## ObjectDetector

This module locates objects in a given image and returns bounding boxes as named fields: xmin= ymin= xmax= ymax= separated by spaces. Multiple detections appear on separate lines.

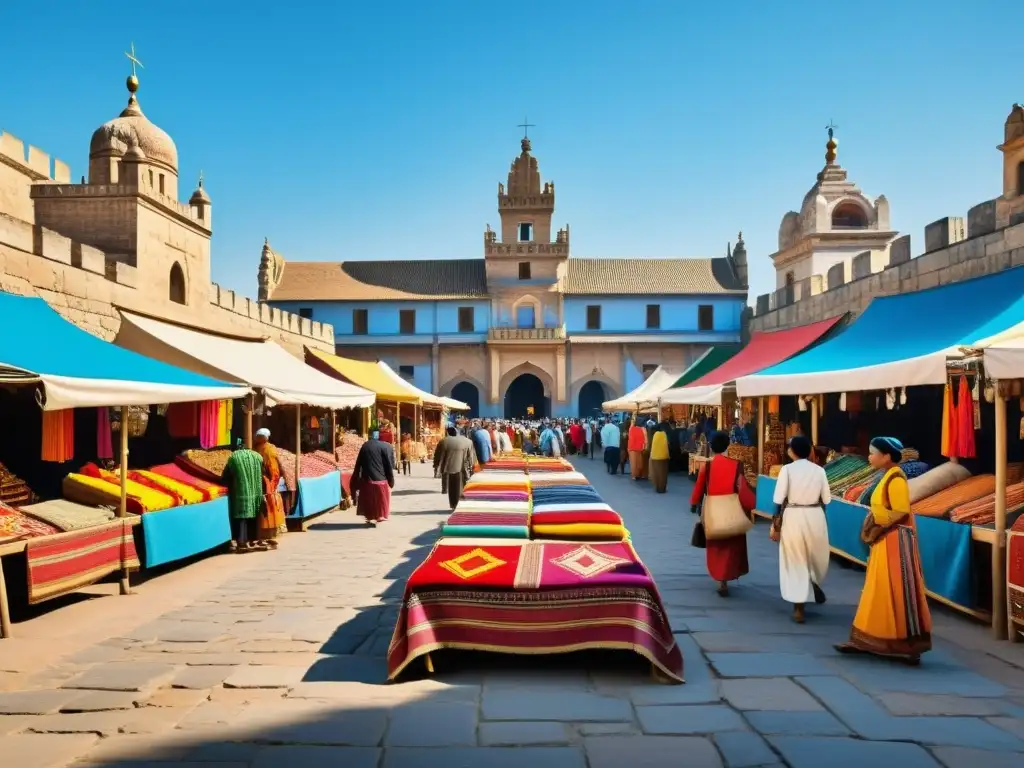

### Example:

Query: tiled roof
xmin=269 ymin=260 xmax=489 ymax=301
xmin=269 ymin=256 xmax=745 ymax=302
xmin=564 ymin=258 xmax=745 ymax=296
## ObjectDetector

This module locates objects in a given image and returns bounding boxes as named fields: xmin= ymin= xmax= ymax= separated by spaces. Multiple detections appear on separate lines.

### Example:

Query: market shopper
xmin=690 ymin=431 xmax=754 ymax=596
xmin=627 ymin=418 xmax=647 ymax=480
xmin=253 ymin=428 xmax=284 ymax=550
xmin=771 ymin=435 xmax=829 ymax=623
xmin=433 ymin=426 xmax=476 ymax=510
xmin=648 ymin=422 xmax=671 ymax=493
xmin=351 ymin=430 xmax=396 ymax=526
xmin=835 ymin=436 xmax=932 ymax=664
xmin=221 ymin=446 xmax=265 ymax=553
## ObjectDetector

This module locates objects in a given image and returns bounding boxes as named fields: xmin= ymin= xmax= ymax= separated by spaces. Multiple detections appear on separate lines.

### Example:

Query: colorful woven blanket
xmin=462 ymin=490 xmax=530 ymax=502
xmin=149 ymin=463 xmax=227 ymax=501
xmin=914 ymin=475 xmax=997 ymax=518
xmin=388 ymin=538 xmax=682 ymax=682
xmin=62 ymin=470 xmax=175 ymax=515
xmin=530 ymin=522 xmax=627 ymax=540
xmin=1009 ymin=530 xmax=1024 ymax=625
xmin=453 ymin=501 xmax=530 ymax=513
xmin=0 ymin=501 xmax=58 ymax=544
xmin=949 ymin=481 xmax=1024 ymax=525
xmin=25 ymin=519 xmax=139 ymax=604
xmin=530 ymin=509 xmax=623 ymax=527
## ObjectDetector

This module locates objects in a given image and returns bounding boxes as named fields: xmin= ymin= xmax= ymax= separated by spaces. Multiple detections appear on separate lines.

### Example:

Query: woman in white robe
xmin=771 ymin=435 xmax=831 ymax=624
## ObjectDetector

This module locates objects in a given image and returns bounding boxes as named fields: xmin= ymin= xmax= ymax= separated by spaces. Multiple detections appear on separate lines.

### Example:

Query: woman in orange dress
xmin=690 ymin=431 xmax=754 ymax=596
xmin=253 ymin=428 xmax=284 ymax=549
xmin=835 ymin=436 xmax=931 ymax=664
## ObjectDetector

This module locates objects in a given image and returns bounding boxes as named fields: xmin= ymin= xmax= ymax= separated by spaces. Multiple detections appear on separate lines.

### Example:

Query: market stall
xmin=738 ymin=266 xmax=1024 ymax=635
xmin=602 ymin=365 xmax=687 ymax=414
xmin=373 ymin=361 xmax=469 ymax=459
xmin=114 ymin=312 xmax=373 ymax=522
xmin=0 ymin=292 xmax=248 ymax=638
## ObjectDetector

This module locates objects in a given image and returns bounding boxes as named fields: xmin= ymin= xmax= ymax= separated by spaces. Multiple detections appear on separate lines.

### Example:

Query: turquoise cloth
xmin=440 ymin=524 xmax=529 ymax=538
xmin=291 ymin=471 xmax=342 ymax=518
xmin=141 ymin=497 xmax=231 ymax=567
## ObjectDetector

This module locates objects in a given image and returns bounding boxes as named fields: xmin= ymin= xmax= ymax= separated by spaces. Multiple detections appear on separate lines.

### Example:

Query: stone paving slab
xmin=62 ymin=662 xmax=178 ymax=693
xmin=584 ymin=735 xmax=724 ymax=768
xmin=0 ymin=689 xmax=82 ymax=715
xmin=478 ymin=721 xmax=571 ymax=745
xmin=637 ymin=704 xmax=748 ymax=735
xmin=0 ymin=733 xmax=99 ymax=768
xmin=382 ymin=746 xmax=588 ymax=768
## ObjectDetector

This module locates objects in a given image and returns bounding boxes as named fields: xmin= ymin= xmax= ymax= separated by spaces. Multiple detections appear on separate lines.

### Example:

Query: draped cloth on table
xmin=837 ymin=467 xmax=932 ymax=660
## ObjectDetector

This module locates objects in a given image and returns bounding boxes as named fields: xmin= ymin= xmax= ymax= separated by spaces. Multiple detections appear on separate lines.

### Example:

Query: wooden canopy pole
xmin=810 ymin=396 xmax=819 ymax=446
xmin=757 ymin=396 xmax=765 ymax=476
xmin=294 ymin=404 xmax=302 ymax=491
xmin=994 ymin=394 xmax=1008 ymax=640
xmin=117 ymin=406 xmax=131 ymax=596
xmin=245 ymin=393 xmax=254 ymax=449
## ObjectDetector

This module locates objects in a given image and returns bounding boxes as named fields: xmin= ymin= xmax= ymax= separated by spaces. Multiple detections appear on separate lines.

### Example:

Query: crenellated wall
xmin=751 ymin=208 xmax=1024 ymax=331
xmin=0 ymin=125 xmax=333 ymax=355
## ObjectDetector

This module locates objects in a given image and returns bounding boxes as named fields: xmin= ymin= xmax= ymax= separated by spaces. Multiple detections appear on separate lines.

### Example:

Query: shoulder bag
xmin=690 ymin=464 xmax=708 ymax=549
xmin=703 ymin=460 xmax=755 ymax=540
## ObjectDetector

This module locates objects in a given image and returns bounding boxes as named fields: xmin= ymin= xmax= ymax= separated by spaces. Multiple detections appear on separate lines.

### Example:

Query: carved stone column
xmin=489 ymin=347 xmax=500 ymax=404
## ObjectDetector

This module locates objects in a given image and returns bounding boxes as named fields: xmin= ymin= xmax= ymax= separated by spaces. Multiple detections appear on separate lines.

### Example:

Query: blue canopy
xmin=0 ymin=292 xmax=248 ymax=410
xmin=736 ymin=266 xmax=1024 ymax=397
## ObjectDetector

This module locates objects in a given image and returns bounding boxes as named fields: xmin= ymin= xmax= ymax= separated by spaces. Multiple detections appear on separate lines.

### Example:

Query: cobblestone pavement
xmin=2 ymin=459 xmax=1024 ymax=767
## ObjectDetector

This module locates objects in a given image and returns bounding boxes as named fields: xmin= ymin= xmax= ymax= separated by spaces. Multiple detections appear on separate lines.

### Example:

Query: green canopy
xmin=671 ymin=346 xmax=741 ymax=388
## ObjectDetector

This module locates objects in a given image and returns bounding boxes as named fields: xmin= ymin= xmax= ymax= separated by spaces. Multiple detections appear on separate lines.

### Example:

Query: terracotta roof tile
xmin=269 ymin=260 xmax=489 ymax=301
xmin=564 ymin=258 xmax=745 ymax=296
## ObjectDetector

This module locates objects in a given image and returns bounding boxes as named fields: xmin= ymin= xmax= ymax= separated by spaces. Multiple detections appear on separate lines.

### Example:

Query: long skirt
xmin=707 ymin=535 xmax=749 ymax=582
xmin=649 ymin=459 xmax=669 ymax=493
xmin=778 ymin=506 xmax=829 ymax=603
xmin=629 ymin=450 xmax=645 ymax=479
xmin=446 ymin=471 xmax=464 ymax=510
xmin=838 ymin=525 xmax=932 ymax=659
xmin=604 ymin=447 xmax=620 ymax=472
xmin=258 ymin=491 xmax=286 ymax=540
xmin=641 ymin=449 xmax=651 ymax=479
xmin=357 ymin=479 xmax=391 ymax=522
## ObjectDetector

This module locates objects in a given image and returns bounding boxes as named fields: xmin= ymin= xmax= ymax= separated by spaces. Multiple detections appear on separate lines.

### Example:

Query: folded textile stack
xmin=529 ymin=472 xmax=590 ymax=488
xmin=0 ymin=500 xmax=59 ymax=544
xmin=830 ymin=464 xmax=878 ymax=496
xmin=914 ymin=475 xmax=997 ymax=519
xmin=462 ymin=488 xmax=530 ymax=501
xmin=486 ymin=457 xmax=529 ymax=472
xmin=441 ymin=509 xmax=530 ymax=538
xmin=526 ymin=457 xmax=574 ymax=472
xmin=18 ymin=500 xmax=116 ymax=532
xmin=0 ymin=460 xmax=35 ymax=506
xmin=949 ymin=481 xmax=1024 ymax=525
xmin=149 ymin=464 xmax=227 ymax=501
xmin=531 ymin=485 xmax=604 ymax=506
xmin=62 ymin=466 xmax=177 ymax=515
xmin=530 ymin=503 xmax=626 ymax=541
xmin=824 ymin=454 xmax=869 ymax=488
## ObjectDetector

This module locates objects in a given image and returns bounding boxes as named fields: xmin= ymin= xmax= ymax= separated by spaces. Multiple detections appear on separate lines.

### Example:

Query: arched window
xmin=169 ymin=262 xmax=187 ymax=305
xmin=831 ymin=201 xmax=868 ymax=228
xmin=785 ymin=271 xmax=795 ymax=286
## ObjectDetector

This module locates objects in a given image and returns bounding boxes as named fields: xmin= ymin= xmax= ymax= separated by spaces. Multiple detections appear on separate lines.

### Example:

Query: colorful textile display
xmin=462 ymin=490 xmax=531 ymax=502
xmin=453 ymin=501 xmax=530 ymax=513
xmin=947 ymin=481 xmax=1024 ymax=525
xmin=441 ymin=511 xmax=530 ymax=539
xmin=941 ymin=383 xmax=958 ymax=458
xmin=0 ymin=461 xmax=33 ymax=506
xmin=387 ymin=538 xmax=683 ymax=682
xmin=25 ymin=519 xmax=139 ymax=604
xmin=96 ymin=407 xmax=113 ymax=460
xmin=129 ymin=470 xmax=207 ymax=506
xmin=199 ymin=401 xmax=219 ymax=449
xmin=531 ymin=486 xmax=604 ymax=506
xmin=1008 ymin=530 xmax=1024 ymax=626
xmin=41 ymin=408 xmax=75 ymax=463
xmin=530 ymin=509 xmax=623 ymax=527
xmin=62 ymin=468 xmax=176 ymax=515
xmin=955 ymin=376 xmax=976 ymax=459
xmin=165 ymin=402 xmax=200 ymax=438
xmin=530 ymin=522 xmax=627 ymax=541
xmin=907 ymin=462 xmax=972 ymax=505
xmin=0 ymin=501 xmax=59 ymax=544
xmin=148 ymin=463 xmax=227 ymax=501
xmin=913 ymin=475 xmax=996 ymax=519
xmin=19 ymin=500 xmax=115 ymax=532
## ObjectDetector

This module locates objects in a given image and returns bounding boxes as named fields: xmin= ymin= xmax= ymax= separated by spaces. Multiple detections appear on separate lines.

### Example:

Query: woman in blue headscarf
xmin=835 ymin=436 xmax=931 ymax=665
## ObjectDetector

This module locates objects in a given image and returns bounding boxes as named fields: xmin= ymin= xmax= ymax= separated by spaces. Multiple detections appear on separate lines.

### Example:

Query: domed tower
xmin=997 ymin=104 xmax=1024 ymax=228
xmin=769 ymin=124 xmax=896 ymax=296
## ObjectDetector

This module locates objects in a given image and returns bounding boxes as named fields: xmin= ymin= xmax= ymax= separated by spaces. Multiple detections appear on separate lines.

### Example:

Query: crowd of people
xmin=342 ymin=413 xmax=931 ymax=667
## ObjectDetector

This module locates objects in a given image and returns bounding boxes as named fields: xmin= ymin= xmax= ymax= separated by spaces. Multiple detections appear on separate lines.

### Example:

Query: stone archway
xmin=504 ymin=373 xmax=548 ymax=419
xmin=450 ymin=381 xmax=480 ymax=418
xmin=577 ymin=380 xmax=606 ymax=419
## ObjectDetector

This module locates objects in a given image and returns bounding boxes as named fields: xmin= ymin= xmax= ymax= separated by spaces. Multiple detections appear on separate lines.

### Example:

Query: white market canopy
xmin=602 ymin=365 xmax=686 ymax=412
xmin=736 ymin=267 xmax=1024 ymax=397
xmin=114 ymin=311 xmax=374 ymax=410
xmin=982 ymin=334 xmax=1024 ymax=381
xmin=0 ymin=292 xmax=247 ymax=410
xmin=374 ymin=361 xmax=470 ymax=411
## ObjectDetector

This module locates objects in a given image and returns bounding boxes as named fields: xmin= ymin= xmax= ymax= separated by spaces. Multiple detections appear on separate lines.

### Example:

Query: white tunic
xmin=772 ymin=459 xmax=832 ymax=604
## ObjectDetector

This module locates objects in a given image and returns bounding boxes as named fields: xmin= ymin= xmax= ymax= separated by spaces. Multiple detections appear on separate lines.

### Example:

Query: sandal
xmin=265 ymin=540 xmax=279 ymax=550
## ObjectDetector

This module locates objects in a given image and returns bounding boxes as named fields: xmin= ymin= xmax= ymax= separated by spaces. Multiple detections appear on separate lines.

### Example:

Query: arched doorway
xmin=451 ymin=382 xmax=480 ymax=418
xmin=169 ymin=262 xmax=187 ymax=304
xmin=504 ymin=373 xmax=548 ymax=419
xmin=578 ymin=380 xmax=606 ymax=418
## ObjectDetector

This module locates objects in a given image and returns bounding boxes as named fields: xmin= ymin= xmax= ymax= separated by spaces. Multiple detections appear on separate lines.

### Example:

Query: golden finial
xmin=825 ymin=120 xmax=838 ymax=165
xmin=124 ymin=42 xmax=144 ymax=95
xmin=198 ymin=169 xmax=204 ymax=187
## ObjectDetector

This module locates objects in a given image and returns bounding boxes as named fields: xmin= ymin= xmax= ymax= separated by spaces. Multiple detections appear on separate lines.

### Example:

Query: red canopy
xmin=686 ymin=316 xmax=844 ymax=388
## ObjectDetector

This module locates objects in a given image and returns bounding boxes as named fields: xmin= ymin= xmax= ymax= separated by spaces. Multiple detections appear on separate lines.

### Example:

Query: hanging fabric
xmin=767 ymin=395 xmax=780 ymax=415
xmin=166 ymin=402 xmax=200 ymax=438
xmin=96 ymin=407 xmax=113 ymax=460
xmin=41 ymin=409 xmax=75 ymax=463
xmin=956 ymin=375 xmax=976 ymax=458
xmin=199 ymin=401 xmax=219 ymax=449
xmin=941 ymin=382 xmax=957 ymax=458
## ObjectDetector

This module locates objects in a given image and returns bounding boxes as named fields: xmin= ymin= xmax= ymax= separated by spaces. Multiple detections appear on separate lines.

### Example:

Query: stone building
xmin=262 ymin=136 xmax=750 ymax=418
xmin=0 ymin=66 xmax=332 ymax=354
xmin=751 ymin=106 xmax=1024 ymax=332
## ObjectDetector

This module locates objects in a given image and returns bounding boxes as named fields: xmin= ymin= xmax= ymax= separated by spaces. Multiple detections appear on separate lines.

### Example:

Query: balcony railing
xmin=488 ymin=326 xmax=566 ymax=342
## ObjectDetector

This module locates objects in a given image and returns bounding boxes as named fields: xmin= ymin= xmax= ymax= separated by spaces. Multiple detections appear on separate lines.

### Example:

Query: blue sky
xmin=1 ymin=1 xmax=1020 ymax=303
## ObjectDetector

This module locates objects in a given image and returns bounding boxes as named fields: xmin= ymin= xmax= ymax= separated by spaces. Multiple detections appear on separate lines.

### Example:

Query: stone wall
xmin=751 ymin=210 xmax=1024 ymax=331
xmin=0 ymin=127 xmax=334 ymax=355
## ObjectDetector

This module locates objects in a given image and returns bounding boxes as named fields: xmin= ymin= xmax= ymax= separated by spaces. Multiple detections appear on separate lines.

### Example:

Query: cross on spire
xmin=826 ymin=120 xmax=838 ymax=140
xmin=518 ymin=117 xmax=536 ymax=138
xmin=125 ymin=42 xmax=144 ymax=77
